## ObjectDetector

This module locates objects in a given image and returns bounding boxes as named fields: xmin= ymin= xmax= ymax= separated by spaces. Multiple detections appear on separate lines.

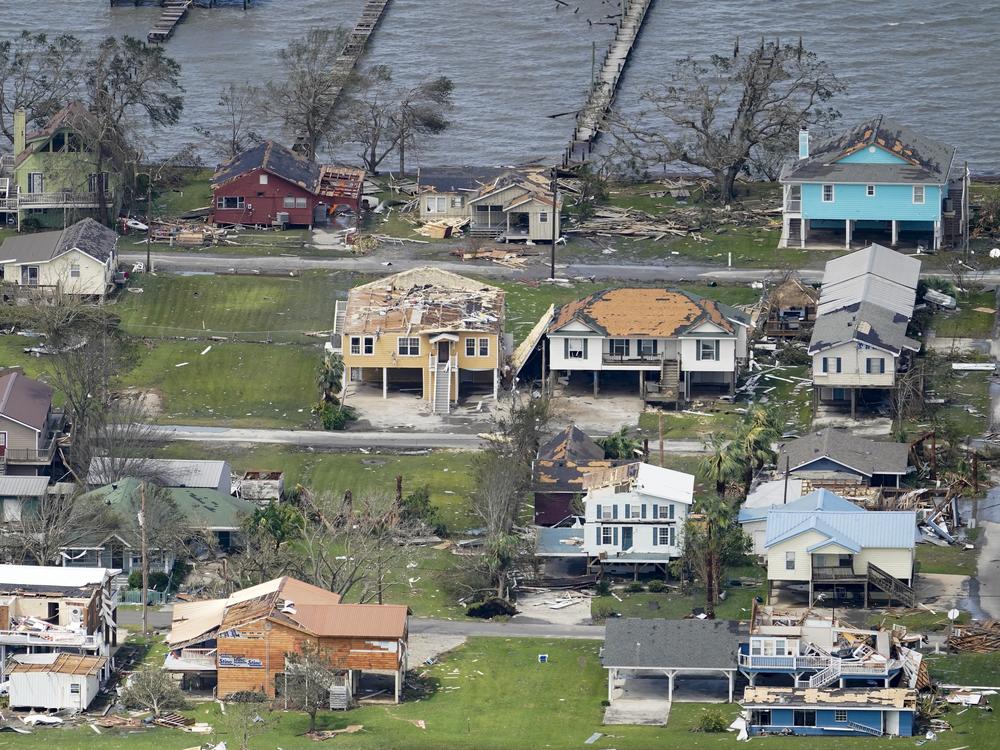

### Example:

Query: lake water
xmin=2 ymin=0 xmax=999 ymax=171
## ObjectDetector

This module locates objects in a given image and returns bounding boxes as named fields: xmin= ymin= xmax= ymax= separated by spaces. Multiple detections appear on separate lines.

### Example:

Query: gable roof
xmin=15 ymin=101 xmax=99 ymax=167
xmin=548 ymin=288 xmax=748 ymax=337
xmin=418 ymin=166 xmax=508 ymax=193
xmin=739 ymin=487 xmax=864 ymax=523
xmin=808 ymin=300 xmax=919 ymax=356
xmin=0 ymin=371 xmax=52 ymax=431
xmin=532 ymin=425 xmax=620 ymax=498
xmin=87 ymin=457 xmax=229 ymax=489
xmin=763 ymin=508 xmax=916 ymax=550
xmin=582 ymin=461 xmax=695 ymax=504
xmin=344 ymin=267 xmax=504 ymax=336
xmin=780 ymin=428 xmax=909 ymax=477
xmin=82 ymin=478 xmax=253 ymax=531
xmin=0 ymin=218 xmax=117 ymax=265
xmin=781 ymin=115 xmax=957 ymax=184
xmin=818 ymin=244 xmax=920 ymax=317
xmin=538 ymin=425 xmax=605 ymax=462
xmin=602 ymin=618 xmax=742 ymax=670
xmin=213 ymin=140 xmax=322 ymax=193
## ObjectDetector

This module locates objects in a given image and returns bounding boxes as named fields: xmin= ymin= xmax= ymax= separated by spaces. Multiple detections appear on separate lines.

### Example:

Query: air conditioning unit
xmin=276 ymin=212 xmax=290 ymax=224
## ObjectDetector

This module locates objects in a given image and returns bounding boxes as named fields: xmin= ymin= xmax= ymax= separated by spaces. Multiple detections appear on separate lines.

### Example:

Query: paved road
xmin=407 ymin=618 xmax=604 ymax=639
xmin=145 ymin=424 xmax=710 ymax=453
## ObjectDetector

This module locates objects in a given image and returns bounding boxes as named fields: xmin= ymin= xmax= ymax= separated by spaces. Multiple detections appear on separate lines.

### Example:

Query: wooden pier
xmin=563 ymin=0 xmax=655 ymax=167
xmin=147 ymin=1 xmax=194 ymax=44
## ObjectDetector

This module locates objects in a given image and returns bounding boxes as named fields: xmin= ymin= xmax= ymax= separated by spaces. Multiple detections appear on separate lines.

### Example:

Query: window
xmin=821 ymin=356 xmax=842 ymax=374
xmin=426 ymin=196 xmax=447 ymax=213
xmin=567 ymin=338 xmax=586 ymax=359
xmin=866 ymin=357 xmax=885 ymax=374
xmin=697 ymin=340 xmax=720 ymax=361
xmin=793 ymin=710 xmax=816 ymax=727
xmin=609 ymin=339 xmax=630 ymax=358
xmin=835 ymin=710 xmax=848 ymax=723
xmin=27 ymin=172 xmax=44 ymax=194
xmin=866 ymin=184 xmax=876 ymax=197
xmin=750 ymin=709 xmax=771 ymax=727
xmin=259 ymin=174 xmax=269 ymax=185
xmin=655 ymin=527 xmax=676 ymax=546
xmin=295 ymin=197 xmax=307 ymax=209
xmin=822 ymin=184 xmax=835 ymax=202
xmin=69 ymin=683 xmax=81 ymax=694
xmin=786 ymin=551 xmax=796 ymax=570
xmin=601 ymin=527 xmax=613 ymax=545
xmin=654 ymin=504 xmax=674 ymax=520
xmin=69 ymin=263 xmax=81 ymax=279
xmin=466 ymin=338 xmax=476 ymax=357
xmin=913 ymin=185 xmax=925 ymax=204
xmin=638 ymin=339 xmax=658 ymax=358
xmin=350 ymin=336 xmax=374 ymax=355
xmin=217 ymin=196 xmax=245 ymax=209
xmin=283 ymin=196 xmax=296 ymax=208
xmin=628 ymin=504 xmax=641 ymax=519
xmin=539 ymin=211 xmax=548 ymax=223
xmin=20 ymin=266 xmax=39 ymax=286
xmin=599 ymin=504 xmax=613 ymax=520
xmin=87 ymin=172 xmax=108 ymax=194
xmin=479 ymin=338 xmax=489 ymax=357
xmin=450 ymin=196 xmax=464 ymax=208
xmin=398 ymin=337 xmax=420 ymax=356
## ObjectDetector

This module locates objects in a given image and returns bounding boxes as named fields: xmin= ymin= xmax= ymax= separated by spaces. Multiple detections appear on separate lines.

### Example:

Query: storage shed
xmin=7 ymin=653 xmax=106 ymax=711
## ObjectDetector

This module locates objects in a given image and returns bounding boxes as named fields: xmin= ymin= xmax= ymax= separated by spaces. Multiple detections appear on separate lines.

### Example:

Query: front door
xmin=438 ymin=341 xmax=450 ymax=363
xmin=0 ymin=431 xmax=6 ymax=458
xmin=621 ymin=527 xmax=633 ymax=551
xmin=110 ymin=545 xmax=124 ymax=570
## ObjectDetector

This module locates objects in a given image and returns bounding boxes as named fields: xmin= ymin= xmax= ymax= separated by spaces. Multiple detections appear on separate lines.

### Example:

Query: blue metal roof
xmin=739 ymin=488 xmax=863 ymax=523
xmin=764 ymin=509 xmax=916 ymax=550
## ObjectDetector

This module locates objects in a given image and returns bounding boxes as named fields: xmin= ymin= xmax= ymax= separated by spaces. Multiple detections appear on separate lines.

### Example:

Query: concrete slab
xmin=605 ymin=677 xmax=671 ymax=725
xmin=345 ymin=380 xmax=494 ymax=432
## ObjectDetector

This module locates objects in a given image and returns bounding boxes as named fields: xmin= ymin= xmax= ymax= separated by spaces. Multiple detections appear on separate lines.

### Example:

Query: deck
xmin=563 ymin=0 xmax=656 ymax=167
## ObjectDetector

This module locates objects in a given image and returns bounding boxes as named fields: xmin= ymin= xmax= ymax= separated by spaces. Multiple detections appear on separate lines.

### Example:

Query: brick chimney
xmin=798 ymin=127 xmax=809 ymax=160
xmin=13 ymin=109 xmax=26 ymax=158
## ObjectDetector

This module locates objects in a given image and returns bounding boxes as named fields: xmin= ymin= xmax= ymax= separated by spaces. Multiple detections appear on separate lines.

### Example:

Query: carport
xmin=603 ymin=619 xmax=742 ymax=706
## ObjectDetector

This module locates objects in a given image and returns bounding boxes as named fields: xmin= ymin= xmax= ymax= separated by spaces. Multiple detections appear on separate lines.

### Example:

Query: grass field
xmin=931 ymin=288 xmax=997 ymax=339
xmin=866 ymin=608 xmax=971 ymax=633
xmin=925 ymin=651 xmax=1000 ymax=685
xmin=916 ymin=541 xmax=978 ymax=576
xmin=19 ymin=638 xmax=998 ymax=749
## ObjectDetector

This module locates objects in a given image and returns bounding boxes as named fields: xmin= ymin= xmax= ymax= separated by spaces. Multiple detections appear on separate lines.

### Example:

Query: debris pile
xmin=946 ymin=621 xmax=1000 ymax=653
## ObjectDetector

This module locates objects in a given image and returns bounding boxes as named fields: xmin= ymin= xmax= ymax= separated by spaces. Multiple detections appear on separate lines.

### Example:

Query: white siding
xmin=679 ymin=336 xmax=737 ymax=373
xmin=855 ymin=547 xmax=914 ymax=582
xmin=811 ymin=341 xmax=898 ymax=388
xmin=9 ymin=671 xmax=100 ymax=710
xmin=549 ymin=333 xmax=603 ymax=370
xmin=581 ymin=490 xmax=687 ymax=558
xmin=3 ymin=248 xmax=113 ymax=298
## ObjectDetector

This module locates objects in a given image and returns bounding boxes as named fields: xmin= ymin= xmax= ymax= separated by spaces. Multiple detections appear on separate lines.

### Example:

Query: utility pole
xmin=146 ymin=175 xmax=152 ymax=272
xmin=658 ymin=412 xmax=664 ymax=466
xmin=549 ymin=167 xmax=558 ymax=279
xmin=140 ymin=483 xmax=148 ymax=638
xmin=783 ymin=455 xmax=790 ymax=503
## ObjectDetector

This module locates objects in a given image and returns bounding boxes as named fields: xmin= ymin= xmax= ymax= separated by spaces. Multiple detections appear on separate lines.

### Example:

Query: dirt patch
xmin=408 ymin=634 xmax=467 ymax=666
xmin=513 ymin=591 xmax=595 ymax=626
xmin=116 ymin=388 xmax=164 ymax=418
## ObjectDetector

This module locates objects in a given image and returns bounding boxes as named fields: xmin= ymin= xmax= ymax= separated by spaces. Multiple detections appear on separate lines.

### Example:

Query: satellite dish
xmin=947 ymin=608 xmax=960 ymax=621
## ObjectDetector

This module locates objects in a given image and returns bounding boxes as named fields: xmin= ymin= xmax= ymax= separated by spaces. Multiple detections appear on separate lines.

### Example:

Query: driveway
xmin=604 ymin=677 xmax=671 ymax=726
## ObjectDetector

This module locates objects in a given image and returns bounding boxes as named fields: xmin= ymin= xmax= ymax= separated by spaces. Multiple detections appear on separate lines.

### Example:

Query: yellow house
xmin=338 ymin=268 xmax=505 ymax=414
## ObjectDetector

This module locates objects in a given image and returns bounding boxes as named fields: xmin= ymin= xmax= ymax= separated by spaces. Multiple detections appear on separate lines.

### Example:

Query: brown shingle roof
xmin=548 ymin=288 xmax=740 ymax=337
xmin=0 ymin=371 xmax=52 ymax=431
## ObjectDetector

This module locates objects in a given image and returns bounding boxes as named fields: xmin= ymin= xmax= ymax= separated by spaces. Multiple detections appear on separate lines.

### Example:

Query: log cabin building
xmin=166 ymin=577 xmax=408 ymax=704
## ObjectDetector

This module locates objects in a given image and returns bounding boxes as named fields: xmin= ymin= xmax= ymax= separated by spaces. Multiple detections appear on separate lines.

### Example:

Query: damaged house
xmin=165 ymin=576 xmax=408 ymax=704
xmin=780 ymin=114 xmax=967 ymax=251
xmin=809 ymin=244 xmax=921 ymax=416
xmin=762 ymin=274 xmax=818 ymax=339
xmin=530 ymin=424 xmax=620 ymax=526
xmin=337 ymin=267 xmax=506 ymax=414
xmin=742 ymin=686 xmax=916 ymax=737
xmin=545 ymin=288 xmax=751 ymax=405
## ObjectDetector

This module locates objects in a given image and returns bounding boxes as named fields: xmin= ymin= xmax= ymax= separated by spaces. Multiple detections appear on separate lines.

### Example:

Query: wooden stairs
xmin=867 ymin=563 xmax=916 ymax=608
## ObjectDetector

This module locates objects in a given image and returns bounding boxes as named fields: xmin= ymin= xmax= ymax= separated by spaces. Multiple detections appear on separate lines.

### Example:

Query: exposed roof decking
xmin=742 ymin=686 xmax=916 ymax=709
xmin=213 ymin=140 xmax=322 ymax=192
xmin=582 ymin=461 xmax=694 ymax=504
xmin=9 ymin=652 xmax=107 ymax=677
xmin=808 ymin=301 xmax=919 ymax=355
xmin=538 ymin=425 xmax=606 ymax=463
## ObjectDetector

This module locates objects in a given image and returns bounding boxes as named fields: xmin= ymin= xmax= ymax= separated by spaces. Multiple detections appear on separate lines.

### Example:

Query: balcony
xmin=0 ymin=627 xmax=100 ymax=649
xmin=16 ymin=190 xmax=112 ymax=209
xmin=738 ymin=652 xmax=830 ymax=671
xmin=785 ymin=198 xmax=801 ymax=213
xmin=812 ymin=565 xmax=864 ymax=582
xmin=0 ymin=413 xmax=65 ymax=465
xmin=602 ymin=353 xmax=671 ymax=367
xmin=164 ymin=647 xmax=218 ymax=672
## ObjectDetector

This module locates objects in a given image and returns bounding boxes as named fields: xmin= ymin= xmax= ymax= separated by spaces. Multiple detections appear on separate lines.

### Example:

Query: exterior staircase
xmin=846 ymin=721 xmax=883 ymax=737
xmin=867 ymin=563 xmax=916 ymax=608
xmin=432 ymin=363 xmax=451 ymax=415
xmin=807 ymin=657 xmax=842 ymax=688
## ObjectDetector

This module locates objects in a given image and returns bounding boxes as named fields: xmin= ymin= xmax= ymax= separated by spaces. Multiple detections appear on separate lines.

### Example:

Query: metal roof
xmin=763 ymin=509 xmax=916 ymax=550
xmin=0 ymin=564 xmax=115 ymax=592
xmin=535 ymin=526 xmax=587 ymax=556
xmin=780 ymin=429 xmax=910 ymax=478
xmin=739 ymin=487 xmax=863 ymax=523
xmin=82 ymin=478 xmax=253 ymax=531
xmin=0 ymin=475 xmax=49 ymax=498
xmin=818 ymin=244 xmax=920 ymax=317
xmin=87 ymin=457 xmax=229 ymax=489
xmin=602 ymin=618 xmax=743 ymax=670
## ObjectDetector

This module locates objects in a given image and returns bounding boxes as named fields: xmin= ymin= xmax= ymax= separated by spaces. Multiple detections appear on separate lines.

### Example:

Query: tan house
xmin=337 ymin=268 xmax=505 ymax=414
xmin=0 ymin=370 xmax=65 ymax=476
xmin=416 ymin=167 xmax=506 ymax=222
xmin=0 ymin=217 xmax=118 ymax=299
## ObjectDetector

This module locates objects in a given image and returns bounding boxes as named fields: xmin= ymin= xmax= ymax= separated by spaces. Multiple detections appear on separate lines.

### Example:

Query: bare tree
xmin=610 ymin=39 xmax=844 ymax=202
xmin=263 ymin=27 xmax=352 ymax=160
xmin=281 ymin=642 xmax=338 ymax=732
xmin=86 ymin=396 xmax=171 ymax=486
xmin=193 ymin=82 xmax=262 ymax=160
xmin=0 ymin=31 xmax=84 ymax=144
xmin=217 ymin=698 xmax=272 ymax=750
xmin=0 ymin=487 xmax=114 ymax=566
xmin=120 ymin=666 xmax=186 ymax=717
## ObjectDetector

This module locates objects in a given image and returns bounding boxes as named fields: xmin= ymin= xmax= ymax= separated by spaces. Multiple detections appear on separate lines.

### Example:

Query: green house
xmin=0 ymin=102 xmax=123 ymax=231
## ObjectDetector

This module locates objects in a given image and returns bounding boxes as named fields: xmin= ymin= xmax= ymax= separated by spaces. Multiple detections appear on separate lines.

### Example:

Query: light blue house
xmin=780 ymin=115 xmax=966 ymax=251
xmin=742 ymin=686 xmax=916 ymax=738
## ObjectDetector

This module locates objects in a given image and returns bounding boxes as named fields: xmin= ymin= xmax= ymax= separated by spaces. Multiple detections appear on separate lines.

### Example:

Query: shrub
xmin=466 ymin=598 xmax=517 ymax=619
xmin=626 ymin=581 xmax=645 ymax=593
xmin=595 ymin=579 xmax=611 ymax=596
xmin=592 ymin=602 xmax=618 ymax=621
xmin=647 ymin=580 xmax=666 ymax=593
xmin=600 ymin=699 xmax=611 ymax=708
xmin=696 ymin=709 xmax=728 ymax=733
xmin=127 ymin=570 xmax=170 ymax=592
xmin=315 ymin=402 xmax=355 ymax=431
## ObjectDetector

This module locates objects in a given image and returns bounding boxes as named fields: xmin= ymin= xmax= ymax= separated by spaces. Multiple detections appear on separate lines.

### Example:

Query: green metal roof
xmin=82 ymin=478 xmax=253 ymax=531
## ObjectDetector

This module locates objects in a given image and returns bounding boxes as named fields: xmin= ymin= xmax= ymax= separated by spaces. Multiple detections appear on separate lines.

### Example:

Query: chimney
xmin=13 ymin=109 xmax=26 ymax=158
xmin=798 ymin=127 xmax=809 ymax=160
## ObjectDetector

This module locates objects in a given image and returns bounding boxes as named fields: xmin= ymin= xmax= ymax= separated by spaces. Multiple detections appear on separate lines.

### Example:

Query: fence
xmin=118 ymin=588 xmax=170 ymax=606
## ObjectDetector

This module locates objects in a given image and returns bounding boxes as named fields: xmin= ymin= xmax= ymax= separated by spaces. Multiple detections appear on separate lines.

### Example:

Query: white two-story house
xmin=545 ymin=288 xmax=751 ymax=405
xmin=534 ymin=462 xmax=695 ymax=577
xmin=809 ymin=245 xmax=921 ymax=416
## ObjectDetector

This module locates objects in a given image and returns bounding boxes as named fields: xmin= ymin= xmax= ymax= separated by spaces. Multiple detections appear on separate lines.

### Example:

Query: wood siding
xmin=0 ymin=415 xmax=39 ymax=452
xmin=213 ymin=169 xmax=321 ymax=228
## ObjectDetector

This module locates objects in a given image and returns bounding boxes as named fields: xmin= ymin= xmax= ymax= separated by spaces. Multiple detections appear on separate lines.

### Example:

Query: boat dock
xmin=108 ymin=1 xmax=252 ymax=45
xmin=563 ymin=0 xmax=655 ymax=167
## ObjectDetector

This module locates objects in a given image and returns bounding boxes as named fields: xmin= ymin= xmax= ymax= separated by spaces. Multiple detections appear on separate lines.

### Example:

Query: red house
xmin=211 ymin=141 xmax=364 ymax=229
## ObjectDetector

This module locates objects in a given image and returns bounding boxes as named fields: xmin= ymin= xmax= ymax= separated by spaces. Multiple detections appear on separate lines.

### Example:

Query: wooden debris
xmin=946 ymin=621 xmax=1000 ymax=653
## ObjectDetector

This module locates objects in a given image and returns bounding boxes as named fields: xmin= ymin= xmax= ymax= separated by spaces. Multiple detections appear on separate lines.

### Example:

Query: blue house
xmin=779 ymin=115 xmax=967 ymax=251
xmin=742 ymin=686 xmax=916 ymax=737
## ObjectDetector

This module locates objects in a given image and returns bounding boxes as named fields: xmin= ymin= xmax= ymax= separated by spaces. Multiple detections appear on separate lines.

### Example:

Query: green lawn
xmin=866 ymin=608 xmax=970 ymax=633
xmin=117 ymin=271 xmax=369 ymax=342
xmin=121 ymin=340 xmax=321 ymax=427
xmin=916 ymin=541 xmax=978 ymax=576
xmin=931 ymin=288 xmax=997 ymax=339
xmin=20 ymin=638 xmax=998 ymax=749
xmin=925 ymin=651 xmax=1000 ymax=685
xmin=152 ymin=168 xmax=214 ymax=218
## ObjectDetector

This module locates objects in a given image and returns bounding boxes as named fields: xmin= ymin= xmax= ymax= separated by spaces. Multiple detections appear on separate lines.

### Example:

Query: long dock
xmin=147 ymin=1 xmax=194 ymax=44
xmin=563 ymin=0 xmax=655 ymax=167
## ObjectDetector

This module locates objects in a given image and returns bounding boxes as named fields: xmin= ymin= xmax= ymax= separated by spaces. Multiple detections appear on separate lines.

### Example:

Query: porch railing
xmin=785 ymin=198 xmax=801 ymax=212
xmin=16 ymin=190 xmax=112 ymax=207
xmin=738 ymin=653 xmax=830 ymax=670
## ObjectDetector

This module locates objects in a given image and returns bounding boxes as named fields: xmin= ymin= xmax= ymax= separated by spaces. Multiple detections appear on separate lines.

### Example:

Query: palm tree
xmin=700 ymin=433 xmax=740 ymax=499
xmin=734 ymin=406 xmax=781 ymax=494
xmin=599 ymin=425 xmax=642 ymax=460
xmin=317 ymin=351 xmax=345 ymax=406
xmin=688 ymin=494 xmax=734 ymax=618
